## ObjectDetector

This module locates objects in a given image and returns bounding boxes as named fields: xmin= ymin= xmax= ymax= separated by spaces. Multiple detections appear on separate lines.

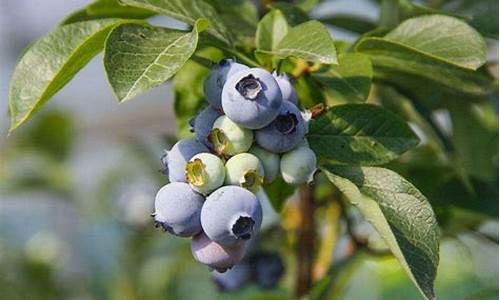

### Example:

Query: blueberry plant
xmin=7 ymin=0 xmax=498 ymax=299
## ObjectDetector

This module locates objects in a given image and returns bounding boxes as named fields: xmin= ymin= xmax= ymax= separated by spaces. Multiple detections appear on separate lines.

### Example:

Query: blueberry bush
xmin=6 ymin=0 xmax=498 ymax=299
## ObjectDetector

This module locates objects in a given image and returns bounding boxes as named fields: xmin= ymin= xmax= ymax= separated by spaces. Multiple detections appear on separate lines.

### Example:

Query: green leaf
xmin=173 ymin=47 xmax=224 ymax=138
xmin=323 ymin=165 xmax=440 ymax=300
xmin=104 ymin=20 xmax=205 ymax=102
xmin=8 ymin=19 xmax=135 ymax=132
xmin=256 ymin=9 xmax=289 ymax=52
xmin=313 ymin=53 xmax=373 ymax=104
xmin=262 ymin=20 xmax=338 ymax=64
xmin=356 ymin=16 xmax=494 ymax=102
xmin=207 ymin=0 xmax=258 ymax=46
xmin=263 ymin=177 xmax=296 ymax=212
xmin=121 ymin=0 xmax=233 ymax=45
xmin=307 ymin=104 xmax=419 ymax=165
xmin=383 ymin=15 xmax=486 ymax=70
xmin=62 ymin=0 xmax=154 ymax=24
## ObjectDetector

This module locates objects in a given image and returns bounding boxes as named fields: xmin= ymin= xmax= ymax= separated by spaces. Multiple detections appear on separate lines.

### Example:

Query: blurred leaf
xmin=443 ymin=0 xmax=498 ymax=38
xmin=319 ymin=14 xmax=377 ymax=34
xmin=256 ymin=9 xmax=289 ymax=52
xmin=308 ymin=104 xmax=419 ymax=165
xmin=207 ymin=0 xmax=258 ymax=46
xmin=121 ymin=0 xmax=233 ymax=45
xmin=449 ymin=102 xmax=498 ymax=182
xmin=104 ymin=20 xmax=205 ymax=102
xmin=173 ymin=47 xmax=224 ymax=138
xmin=324 ymin=166 xmax=440 ymax=300
xmin=295 ymin=0 xmax=322 ymax=12
xmin=379 ymin=0 xmax=459 ymax=28
xmin=270 ymin=3 xmax=310 ymax=26
xmin=8 ymin=19 xmax=136 ymax=132
xmin=20 ymin=111 xmax=75 ymax=160
xmin=313 ymin=53 xmax=373 ymax=104
xmin=264 ymin=177 xmax=296 ymax=212
xmin=261 ymin=21 xmax=337 ymax=64
xmin=62 ymin=0 xmax=155 ymax=24
xmin=294 ymin=74 xmax=326 ymax=108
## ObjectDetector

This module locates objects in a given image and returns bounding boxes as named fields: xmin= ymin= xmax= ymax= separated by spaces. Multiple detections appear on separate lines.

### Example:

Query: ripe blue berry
xmin=255 ymin=101 xmax=306 ymax=153
xmin=186 ymin=153 xmax=225 ymax=195
xmin=280 ymin=146 xmax=317 ymax=185
xmin=153 ymin=182 xmax=204 ymax=237
xmin=225 ymin=153 xmax=265 ymax=193
xmin=191 ymin=232 xmax=247 ymax=273
xmin=249 ymin=145 xmax=280 ymax=183
xmin=273 ymin=71 xmax=298 ymax=105
xmin=212 ymin=263 xmax=251 ymax=292
xmin=163 ymin=139 xmax=209 ymax=183
xmin=193 ymin=106 xmax=222 ymax=148
xmin=222 ymin=68 xmax=282 ymax=129
xmin=204 ymin=59 xmax=249 ymax=110
xmin=201 ymin=186 xmax=263 ymax=246
xmin=209 ymin=115 xmax=253 ymax=156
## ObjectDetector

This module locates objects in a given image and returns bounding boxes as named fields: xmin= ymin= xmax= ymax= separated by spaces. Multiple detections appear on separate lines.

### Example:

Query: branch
xmin=295 ymin=184 xmax=315 ymax=299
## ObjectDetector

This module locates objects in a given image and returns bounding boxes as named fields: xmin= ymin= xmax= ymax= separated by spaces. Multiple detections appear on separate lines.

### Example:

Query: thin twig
xmin=296 ymin=184 xmax=316 ymax=299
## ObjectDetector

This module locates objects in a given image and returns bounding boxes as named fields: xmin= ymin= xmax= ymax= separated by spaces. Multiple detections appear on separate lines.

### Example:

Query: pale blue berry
xmin=153 ymin=182 xmax=204 ymax=237
xmin=222 ymin=68 xmax=282 ymax=129
xmin=204 ymin=59 xmax=249 ymax=110
xmin=255 ymin=101 xmax=306 ymax=153
xmin=273 ymin=71 xmax=298 ymax=105
xmin=191 ymin=232 xmax=248 ymax=273
xmin=201 ymin=186 xmax=263 ymax=246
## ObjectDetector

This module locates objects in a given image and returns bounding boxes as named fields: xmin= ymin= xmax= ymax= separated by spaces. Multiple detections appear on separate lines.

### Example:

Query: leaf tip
xmin=194 ymin=18 xmax=209 ymax=33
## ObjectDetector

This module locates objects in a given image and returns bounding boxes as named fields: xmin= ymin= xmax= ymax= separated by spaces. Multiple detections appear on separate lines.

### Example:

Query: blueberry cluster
xmin=153 ymin=59 xmax=317 ymax=273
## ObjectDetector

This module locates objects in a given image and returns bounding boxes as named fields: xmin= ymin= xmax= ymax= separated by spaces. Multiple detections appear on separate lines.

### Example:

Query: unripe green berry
xmin=225 ymin=153 xmax=265 ymax=193
xmin=280 ymin=146 xmax=317 ymax=185
xmin=209 ymin=116 xmax=253 ymax=156
xmin=186 ymin=153 xmax=225 ymax=195
xmin=248 ymin=145 xmax=280 ymax=183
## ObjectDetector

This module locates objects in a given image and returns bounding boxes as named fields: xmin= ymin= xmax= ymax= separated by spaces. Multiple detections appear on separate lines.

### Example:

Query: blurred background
xmin=0 ymin=0 xmax=498 ymax=299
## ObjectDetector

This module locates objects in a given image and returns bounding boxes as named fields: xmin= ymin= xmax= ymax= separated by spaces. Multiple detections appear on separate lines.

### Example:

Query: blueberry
xmin=222 ymin=68 xmax=282 ymax=129
xmin=162 ymin=139 xmax=209 ymax=183
xmin=249 ymin=252 xmax=285 ymax=289
xmin=248 ymin=145 xmax=280 ymax=183
xmin=273 ymin=71 xmax=298 ymax=105
xmin=255 ymin=101 xmax=306 ymax=153
xmin=209 ymin=115 xmax=253 ymax=156
xmin=211 ymin=262 xmax=251 ymax=292
xmin=225 ymin=153 xmax=265 ymax=193
xmin=153 ymin=182 xmax=204 ymax=237
xmin=204 ymin=59 xmax=249 ymax=110
xmin=201 ymin=186 xmax=263 ymax=246
xmin=186 ymin=153 xmax=225 ymax=195
xmin=191 ymin=232 xmax=248 ymax=273
xmin=193 ymin=106 xmax=222 ymax=148
xmin=280 ymin=146 xmax=317 ymax=185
